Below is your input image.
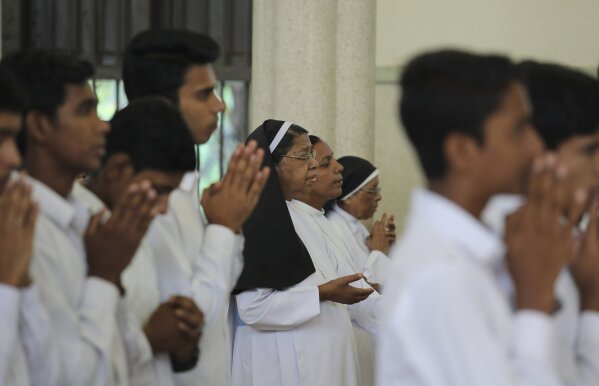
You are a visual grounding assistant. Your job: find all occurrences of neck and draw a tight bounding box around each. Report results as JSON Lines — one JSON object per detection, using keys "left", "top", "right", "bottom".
{"left": 24, "top": 151, "right": 78, "bottom": 198}
{"left": 428, "top": 177, "right": 491, "bottom": 219}
{"left": 300, "top": 194, "right": 327, "bottom": 211}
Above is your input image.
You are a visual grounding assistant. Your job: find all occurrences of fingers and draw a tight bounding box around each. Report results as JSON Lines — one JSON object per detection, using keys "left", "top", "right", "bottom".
{"left": 246, "top": 166, "right": 270, "bottom": 205}
{"left": 85, "top": 210, "right": 105, "bottom": 237}
{"left": 568, "top": 188, "right": 589, "bottom": 229}
{"left": 336, "top": 273, "right": 364, "bottom": 285}
{"left": 222, "top": 144, "right": 244, "bottom": 185}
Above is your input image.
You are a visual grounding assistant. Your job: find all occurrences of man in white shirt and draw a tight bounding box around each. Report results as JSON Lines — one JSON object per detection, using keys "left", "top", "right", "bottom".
{"left": 378, "top": 50, "right": 577, "bottom": 386}
{"left": 0, "top": 67, "right": 59, "bottom": 386}
{"left": 482, "top": 61, "right": 599, "bottom": 386}
{"left": 77, "top": 97, "right": 206, "bottom": 385}
{"left": 123, "top": 30, "right": 270, "bottom": 386}
{"left": 2, "top": 49, "right": 160, "bottom": 386}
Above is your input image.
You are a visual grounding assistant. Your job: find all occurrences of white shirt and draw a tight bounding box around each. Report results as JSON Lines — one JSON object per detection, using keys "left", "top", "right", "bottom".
{"left": 145, "top": 171, "right": 244, "bottom": 386}
{"left": 0, "top": 284, "right": 59, "bottom": 386}
{"left": 27, "top": 176, "right": 129, "bottom": 386}
{"left": 377, "top": 188, "right": 561, "bottom": 386}
{"left": 327, "top": 203, "right": 390, "bottom": 285}
{"left": 231, "top": 199, "right": 362, "bottom": 386}
{"left": 72, "top": 183, "right": 175, "bottom": 386}
{"left": 482, "top": 194, "right": 599, "bottom": 386}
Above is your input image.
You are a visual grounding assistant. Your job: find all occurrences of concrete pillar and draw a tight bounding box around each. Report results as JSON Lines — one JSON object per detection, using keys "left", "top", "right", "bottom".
{"left": 250, "top": 0, "right": 376, "bottom": 161}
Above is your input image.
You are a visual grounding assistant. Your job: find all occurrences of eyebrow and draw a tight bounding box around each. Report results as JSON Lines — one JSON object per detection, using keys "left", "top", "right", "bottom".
{"left": 77, "top": 97, "right": 99, "bottom": 112}
{"left": 0, "top": 127, "right": 18, "bottom": 136}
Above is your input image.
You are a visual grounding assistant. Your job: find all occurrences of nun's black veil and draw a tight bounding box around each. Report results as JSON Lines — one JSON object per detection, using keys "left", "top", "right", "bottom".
{"left": 233, "top": 119, "right": 315, "bottom": 293}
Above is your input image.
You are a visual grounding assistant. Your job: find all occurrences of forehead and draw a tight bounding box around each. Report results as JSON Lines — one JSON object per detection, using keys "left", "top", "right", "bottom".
{"left": 364, "top": 176, "right": 379, "bottom": 189}
{"left": 61, "top": 83, "right": 96, "bottom": 107}
{"left": 182, "top": 64, "right": 217, "bottom": 88}
{"left": 314, "top": 141, "right": 333, "bottom": 159}
{"left": 133, "top": 169, "right": 183, "bottom": 186}
{"left": 290, "top": 133, "right": 311, "bottom": 150}
{"left": 0, "top": 110, "right": 22, "bottom": 133}
{"left": 495, "top": 82, "right": 530, "bottom": 117}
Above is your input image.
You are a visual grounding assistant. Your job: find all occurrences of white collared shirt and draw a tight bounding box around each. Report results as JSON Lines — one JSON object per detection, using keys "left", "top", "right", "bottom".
{"left": 377, "top": 188, "right": 561, "bottom": 386}
{"left": 326, "top": 203, "right": 391, "bottom": 286}
{"left": 27, "top": 176, "right": 129, "bottom": 386}
{"left": 483, "top": 194, "right": 599, "bottom": 386}
{"left": 145, "top": 171, "right": 244, "bottom": 386}
{"left": 72, "top": 182, "right": 174, "bottom": 386}
{"left": 0, "top": 283, "right": 59, "bottom": 386}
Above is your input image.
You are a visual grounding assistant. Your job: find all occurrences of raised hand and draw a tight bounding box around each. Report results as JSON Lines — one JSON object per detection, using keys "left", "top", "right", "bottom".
{"left": 570, "top": 194, "right": 599, "bottom": 311}
{"left": 0, "top": 177, "right": 38, "bottom": 287}
{"left": 85, "top": 181, "right": 159, "bottom": 290}
{"left": 201, "top": 140, "right": 270, "bottom": 233}
{"left": 318, "top": 273, "right": 374, "bottom": 304}
{"left": 505, "top": 155, "right": 576, "bottom": 313}
{"left": 367, "top": 213, "right": 395, "bottom": 254}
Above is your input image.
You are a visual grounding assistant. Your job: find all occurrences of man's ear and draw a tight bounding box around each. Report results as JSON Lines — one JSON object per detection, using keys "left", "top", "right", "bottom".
{"left": 25, "top": 111, "right": 54, "bottom": 145}
{"left": 103, "top": 153, "right": 134, "bottom": 183}
{"left": 443, "top": 132, "right": 482, "bottom": 175}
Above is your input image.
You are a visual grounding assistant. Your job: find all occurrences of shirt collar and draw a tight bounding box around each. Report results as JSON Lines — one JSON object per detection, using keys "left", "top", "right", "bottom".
{"left": 409, "top": 188, "right": 506, "bottom": 268}
{"left": 332, "top": 201, "right": 360, "bottom": 225}
{"left": 26, "top": 175, "right": 90, "bottom": 232}
{"left": 178, "top": 171, "right": 199, "bottom": 193}
{"left": 288, "top": 199, "right": 325, "bottom": 217}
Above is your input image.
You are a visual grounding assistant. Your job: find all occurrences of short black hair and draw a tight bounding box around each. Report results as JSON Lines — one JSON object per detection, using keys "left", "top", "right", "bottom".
{"left": 518, "top": 61, "right": 599, "bottom": 149}
{"left": 107, "top": 96, "right": 195, "bottom": 173}
{"left": 0, "top": 49, "right": 94, "bottom": 119}
{"left": 123, "top": 29, "right": 220, "bottom": 102}
{"left": 400, "top": 49, "right": 519, "bottom": 180}
{"left": 270, "top": 124, "right": 309, "bottom": 165}
{"left": 309, "top": 135, "right": 322, "bottom": 146}
{"left": 0, "top": 67, "right": 27, "bottom": 114}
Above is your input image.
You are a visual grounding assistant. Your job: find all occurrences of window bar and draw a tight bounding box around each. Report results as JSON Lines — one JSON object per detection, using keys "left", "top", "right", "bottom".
{"left": 219, "top": 80, "right": 225, "bottom": 179}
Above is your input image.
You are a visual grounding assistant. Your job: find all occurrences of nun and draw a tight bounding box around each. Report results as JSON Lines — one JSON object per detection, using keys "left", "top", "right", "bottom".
{"left": 325, "top": 156, "right": 396, "bottom": 287}
{"left": 292, "top": 135, "right": 383, "bottom": 386}
{"left": 232, "top": 119, "right": 374, "bottom": 386}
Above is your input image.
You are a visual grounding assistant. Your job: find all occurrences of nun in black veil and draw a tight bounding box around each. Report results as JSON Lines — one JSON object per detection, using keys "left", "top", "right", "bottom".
{"left": 231, "top": 119, "right": 373, "bottom": 386}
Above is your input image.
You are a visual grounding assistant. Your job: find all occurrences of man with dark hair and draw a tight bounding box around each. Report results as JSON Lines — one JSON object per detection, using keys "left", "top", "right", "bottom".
{"left": 482, "top": 62, "right": 599, "bottom": 385}
{"left": 378, "top": 50, "right": 576, "bottom": 386}
{"left": 1, "top": 49, "right": 159, "bottom": 385}
{"left": 123, "top": 30, "right": 269, "bottom": 386}
{"left": 0, "top": 67, "right": 59, "bottom": 386}
{"left": 74, "top": 96, "right": 205, "bottom": 384}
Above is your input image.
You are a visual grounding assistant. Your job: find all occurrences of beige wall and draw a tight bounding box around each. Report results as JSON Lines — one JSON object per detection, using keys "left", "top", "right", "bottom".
{"left": 374, "top": 0, "right": 599, "bottom": 230}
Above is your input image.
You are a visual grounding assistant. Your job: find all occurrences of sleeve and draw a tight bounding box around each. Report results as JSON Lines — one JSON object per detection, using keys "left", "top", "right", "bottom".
{"left": 0, "top": 284, "right": 20, "bottom": 384}
{"left": 572, "top": 311, "right": 599, "bottom": 384}
{"left": 363, "top": 250, "right": 391, "bottom": 286}
{"left": 190, "top": 224, "right": 245, "bottom": 326}
{"left": 235, "top": 285, "right": 321, "bottom": 331}
{"left": 377, "top": 267, "right": 561, "bottom": 386}
{"left": 19, "top": 285, "right": 61, "bottom": 386}
{"left": 31, "top": 243, "right": 122, "bottom": 386}
{"left": 346, "top": 278, "right": 382, "bottom": 336}
{"left": 115, "top": 298, "right": 155, "bottom": 384}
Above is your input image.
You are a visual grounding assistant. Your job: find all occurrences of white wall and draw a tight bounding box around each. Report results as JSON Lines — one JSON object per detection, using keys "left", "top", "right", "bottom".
{"left": 374, "top": 0, "right": 599, "bottom": 230}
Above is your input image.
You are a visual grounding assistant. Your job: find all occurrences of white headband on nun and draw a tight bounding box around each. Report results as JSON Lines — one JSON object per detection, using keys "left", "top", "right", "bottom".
{"left": 340, "top": 169, "right": 379, "bottom": 201}
{"left": 269, "top": 121, "right": 294, "bottom": 153}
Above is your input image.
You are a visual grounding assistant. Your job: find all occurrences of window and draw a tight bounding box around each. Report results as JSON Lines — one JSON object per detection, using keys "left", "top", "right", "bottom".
{"left": 2, "top": 0, "right": 252, "bottom": 189}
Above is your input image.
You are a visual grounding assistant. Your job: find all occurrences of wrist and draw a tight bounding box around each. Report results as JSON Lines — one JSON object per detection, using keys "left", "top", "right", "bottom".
{"left": 579, "top": 287, "right": 599, "bottom": 311}
{"left": 318, "top": 285, "right": 329, "bottom": 302}
{"left": 516, "top": 290, "right": 556, "bottom": 314}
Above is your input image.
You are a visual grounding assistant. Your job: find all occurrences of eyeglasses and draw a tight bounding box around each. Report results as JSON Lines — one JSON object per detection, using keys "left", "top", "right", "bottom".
{"left": 360, "top": 186, "right": 381, "bottom": 195}
{"left": 280, "top": 150, "right": 316, "bottom": 162}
